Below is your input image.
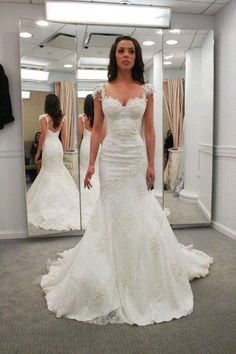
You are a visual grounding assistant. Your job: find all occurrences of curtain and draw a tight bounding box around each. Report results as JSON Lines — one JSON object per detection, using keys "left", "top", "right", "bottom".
{"left": 55, "top": 81, "right": 75, "bottom": 151}
{"left": 163, "top": 79, "right": 184, "bottom": 149}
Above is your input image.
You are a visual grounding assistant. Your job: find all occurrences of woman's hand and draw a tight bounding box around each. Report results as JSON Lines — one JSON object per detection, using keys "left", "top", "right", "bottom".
{"left": 34, "top": 152, "right": 40, "bottom": 164}
{"left": 84, "top": 165, "right": 95, "bottom": 189}
{"left": 146, "top": 166, "right": 155, "bottom": 190}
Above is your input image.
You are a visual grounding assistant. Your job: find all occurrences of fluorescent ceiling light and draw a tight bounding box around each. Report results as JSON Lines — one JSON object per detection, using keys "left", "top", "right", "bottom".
{"left": 46, "top": 2, "right": 171, "bottom": 28}
{"left": 77, "top": 90, "right": 93, "bottom": 98}
{"left": 143, "top": 41, "right": 155, "bottom": 46}
{"left": 164, "top": 61, "right": 172, "bottom": 65}
{"left": 36, "top": 20, "right": 48, "bottom": 26}
{"left": 20, "top": 32, "right": 32, "bottom": 38}
{"left": 77, "top": 69, "right": 107, "bottom": 81}
{"left": 64, "top": 64, "right": 73, "bottom": 68}
{"left": 156, "top": 30, "right": 163, "bottom": 35}
{"left": 78, "top": 57, "right": 109, "bottom": 67}
{"left": 169, "top": 29, "right": 180, "bottom": 34}
{"left": 21, "top": 69, "right": 49, "bottom": 81}
{"left": 22, "top": 91, "right": 31, "bottom": 99}
{"left": 166, "top": 40, "right": 178, "bottom": 45}
{"left": 21, "top": 57, "right": 49, "bottom": 67}
{"left": 164, "top": 55, "right": 174, "bottom": 60}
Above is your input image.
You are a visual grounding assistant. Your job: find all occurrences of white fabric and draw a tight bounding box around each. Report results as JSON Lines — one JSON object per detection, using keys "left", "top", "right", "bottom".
{"left": 40, "top": 84, "right": 213, "bottom": 325}
{"left": 27, "top": 115, "right": 81, "bottom": 231}
{"left": 80, "top": 128, "right": 100, "bottom": 228}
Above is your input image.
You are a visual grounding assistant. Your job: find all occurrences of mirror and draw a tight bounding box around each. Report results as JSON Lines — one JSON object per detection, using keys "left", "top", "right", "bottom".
{"left": 76, "top": 24, "right": 163, "bottom": 229}
{"left": 20, "top": 19, "right": 82, "bottom": 236}
{"left": 162, "top": 30, "right": 214, "bottom": 227}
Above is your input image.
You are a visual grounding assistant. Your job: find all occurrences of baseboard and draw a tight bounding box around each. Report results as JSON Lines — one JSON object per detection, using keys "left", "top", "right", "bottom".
{"left": 0, "top": 230, "right": 28, "bottom": 240}
{"left": 211, "top": 220, "right": 236, "bottom": 241}
{"left": 197, "top": 199, "right": 211, "bottom": 220}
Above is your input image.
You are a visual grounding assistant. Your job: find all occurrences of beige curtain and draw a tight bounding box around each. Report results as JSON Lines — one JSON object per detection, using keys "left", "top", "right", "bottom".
{"left": 163, "top": 79, "right": 184, "bottom": 148}
{"left": 55, "top": 81, "right": 75, "bottom": 151}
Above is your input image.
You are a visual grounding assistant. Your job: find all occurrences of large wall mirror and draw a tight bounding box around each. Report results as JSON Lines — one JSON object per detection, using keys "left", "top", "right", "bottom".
{"left": 76, "top": 24, "right": 163, "bottom": 230}
{"left": 20, "top": 19, "right": 82, "bottom": 236}
{"left": 162, "top": 29, "right": 214, "bottom": 227}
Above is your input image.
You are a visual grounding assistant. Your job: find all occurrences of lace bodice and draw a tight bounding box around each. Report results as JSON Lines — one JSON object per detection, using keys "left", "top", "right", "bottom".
{"left": 93, "top": 83, "right": 154, "bottom": 141}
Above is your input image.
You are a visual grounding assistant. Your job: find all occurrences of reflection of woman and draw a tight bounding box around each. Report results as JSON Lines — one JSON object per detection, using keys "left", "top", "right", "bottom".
{"left": 30, "top": 131, "right": 42, "bottom": 175}
{"left": 79, "top": 94, "right": 100, "bottom": 228}
{"left": 41, "top": 37, "right": 213, "bottom": 325}
{"left": 27, "top": 94, "right": 81, "bottom": 231}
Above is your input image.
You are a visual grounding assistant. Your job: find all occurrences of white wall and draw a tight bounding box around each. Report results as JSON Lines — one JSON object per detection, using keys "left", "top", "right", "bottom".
{"left": 0, "top": 3, "right": 214, "bottom": 239}
{"left": 213, "top": 1, "right": 236, "bottom": 239}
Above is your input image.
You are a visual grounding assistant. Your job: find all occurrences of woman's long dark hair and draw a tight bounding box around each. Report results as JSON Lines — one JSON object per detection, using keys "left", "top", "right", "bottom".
{"left": 84, "top": 94, "right": 94, "bottom": 128}
{"left": 44, "top": 94, "right": 63, "bottom": 128}
{"left": 108, "top": 35, "right": 144, "bottom": 84}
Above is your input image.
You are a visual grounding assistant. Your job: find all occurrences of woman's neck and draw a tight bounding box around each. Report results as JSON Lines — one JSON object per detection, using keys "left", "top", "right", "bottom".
{"left": 115, "top": 70, "right": 134, "bottom": 84}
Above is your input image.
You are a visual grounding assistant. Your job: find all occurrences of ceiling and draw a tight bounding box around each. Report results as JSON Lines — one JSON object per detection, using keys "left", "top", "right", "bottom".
{"left": 0, "top": 0, "right": 231, "bottom": 16}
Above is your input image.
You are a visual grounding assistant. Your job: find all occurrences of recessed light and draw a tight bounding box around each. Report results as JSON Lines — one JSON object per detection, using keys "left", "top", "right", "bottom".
{"left": 166, "top": 40, "right": 178, "bottom": 45}
{"left": 143, "top": 41, "right": 155, "bottom": 46}
{"left": 36, "top": 20, "right": 49, "bottom": 26}
{"left": 164, "top": 55, "right": 174, "bottom": 60}
{"left": 20, "top": 32, "right": 32, "bottom": 38}
{"left": 169, "top": 29, "right": 180, "bottom": 34}
{"left": 156, "top": 30, "right": 163, "bottom": 35}
{"left": 64, "top": 64, "right": 73, "bottom": 68}
{"left": 164, "top": 61, "right": 172, "bottom": 65}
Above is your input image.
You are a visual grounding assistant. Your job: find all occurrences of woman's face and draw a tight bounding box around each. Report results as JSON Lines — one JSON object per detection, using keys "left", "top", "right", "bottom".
{"left": 35, "top": 133, "right": 41, "bottom": 142}
{"left": 115, "top": 40, "right": 136, "bottom": 71}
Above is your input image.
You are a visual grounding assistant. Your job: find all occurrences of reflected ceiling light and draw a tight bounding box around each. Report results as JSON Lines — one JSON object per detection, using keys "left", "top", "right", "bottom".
{"left": 46, "top": 2, "right": 171, "bottom": 28}
{"left": 143, "top": 41, "right": 155, "bottom": 46}
{"left": 164, "top": 54, "right": 174, "bottom": 60}
{"left": 22, "top": 91, "right": 30, "bottom": 99}
{"left": 77, "top": 69, "right": 107, "bottom": 81}
{"left": 20, "top": 32, "right": 32, "bottom": 38}
{"left": 21, "top": 69, "right": 49, "bottom": 81}
{"left": 36, "top": 20, "right": 48, "bottom": 26}
{"left": 156, "top": 30, "right": 163, "bottom": 35}
{"left": 169, "top": 29, "right": 180, "bottom": 34}
{"left": 64, "top": 64, "right": 73, "bottom": 68}
{"left": 21, "top": 57, "right": 49, "bottom": 67}
{"left": 78, "top": 57, "right": 109, "bottom": 67}
{"left": 166, "top": 40, "right": 178, "bottom": 45}
{"left": 164, "top": 61, "right": 172, "bottom": 65}
{"left": 77, "top": 90, "right": 93, "bottom": 98}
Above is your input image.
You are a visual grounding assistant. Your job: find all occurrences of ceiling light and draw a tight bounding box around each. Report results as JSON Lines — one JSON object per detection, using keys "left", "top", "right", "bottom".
{"left": 21, "top": 69, "right": 49, "bottom": 81}
{"left": 46, "top": 2, "right": 171, "bottom": 28}
{"left": 169, "top": 29, "right": 180, "bottom": 34}
{"left": 77, "top": 69, "right": 107, "bottom": 81}
{"left": 78, "top": 57, "right": 109, "bottom": 67}
{"left": 156, "top": 30, "right": 163, "bottom": 35}
{"left": 164, "top": 61, "right": 172, "bottom": 65}
{"left": 64, "top": 64, "right": 73, "bottom": 68}
{"left": 166, "top": 40, "right": 178, "bottom": 45}
{"left": 22, "top": 91, "right": 31, "bottom": 99}
{"left": 164, "top": 55, "right": 174, "bottom": 60}
{"left": 21, "top": 57, "right": 49, "bottom": 67}
{"left": 77, "top": 90, "right": 93, "bottom": 98}
{"left": 36, "top": 20, "right": 48, "bottom": 26}
{"left": 143, "top": 41, "right": 155, "bottom": 46}
{"left": 20, "top": 32, "right": 32, "bottom": 38}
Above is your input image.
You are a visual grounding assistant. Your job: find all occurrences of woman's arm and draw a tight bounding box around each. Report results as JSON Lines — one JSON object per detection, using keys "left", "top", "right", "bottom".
{"left": 60, "top": 118, "right": 67, "bottom": 151}
{"left": 35, "top": 118, "right": 47, "bottom": 163}
{"left": 78, "top": 114, "right": 84, "bottom": 145}
{"left": 84, "top": 93, "right": 104, "bottom": 188}
{"left": 143, "top": 94, "right": 156, "bottom": 189}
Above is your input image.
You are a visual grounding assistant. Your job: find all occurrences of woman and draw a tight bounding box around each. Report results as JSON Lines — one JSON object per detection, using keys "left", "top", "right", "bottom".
{"left": 30, "top": 131, "right": 42, "bottom": 175}
{"left": 27, "top": 94, "right": 81, "bottom": 231}
{"left": 78, "top": 94, "right": 100, "bottom": 228}
{"left": 41, "top": 37, "right": 213, "bottom": 325}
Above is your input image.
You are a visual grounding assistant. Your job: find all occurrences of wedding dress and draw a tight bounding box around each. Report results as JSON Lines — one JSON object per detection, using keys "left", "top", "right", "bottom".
{"left": 40, "top": 84, "right": 213, "bottom": 325}
{"left": 27, "top": 114, "right": 81, "bottom": 231}
{"left": 80, "top": 127, "right": 100, "bottom": 228}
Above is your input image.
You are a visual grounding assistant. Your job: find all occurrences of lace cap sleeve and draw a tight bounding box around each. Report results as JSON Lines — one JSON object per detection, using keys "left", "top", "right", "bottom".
{"left": 143, "top": 83, "right": 155, "bottom": 97}
{"left": 39, "top": 114, "right": 47, "bottom": 121}
{"left": 92, "top": 83, "right": 104, "bottom": 100}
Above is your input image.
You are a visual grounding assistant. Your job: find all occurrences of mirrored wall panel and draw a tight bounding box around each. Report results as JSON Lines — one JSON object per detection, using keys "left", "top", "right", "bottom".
{"left": 162, "top": 30, "right": 214, "bottom": 227}
{"left": 20, "top": 19, "right": 82, "bottom": 236}
{"left": 76, "top": 24, "right": 163, "bottom": 230}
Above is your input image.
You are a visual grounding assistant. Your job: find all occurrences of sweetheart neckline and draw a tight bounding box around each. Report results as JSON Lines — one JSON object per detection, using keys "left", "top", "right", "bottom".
{"left": 103, "top": 95, "right": 146, "bottom": 107}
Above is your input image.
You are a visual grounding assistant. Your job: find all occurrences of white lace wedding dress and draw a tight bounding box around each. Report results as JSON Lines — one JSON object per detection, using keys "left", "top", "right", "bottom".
{"left": 40, "top": 84, "right": 213, "bottom": 325}
{"left": 80, "top": 128, "right": 100, "bottom": 228}
{"left": 27, "top": 114, "right": 81, "bottom": 231}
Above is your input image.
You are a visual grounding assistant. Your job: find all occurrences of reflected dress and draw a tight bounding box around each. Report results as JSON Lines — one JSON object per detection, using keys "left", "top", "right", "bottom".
{"left": 27, "top": 114, "right": 81, "bottom": 231}
{"left": 40, "top": 84, "right": 213, "bottom": 325}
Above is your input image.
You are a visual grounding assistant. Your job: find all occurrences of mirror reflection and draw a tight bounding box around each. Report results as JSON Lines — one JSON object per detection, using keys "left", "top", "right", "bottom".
{"left": 162, "top": 30, "right": 214, "bottom": 226}
{"left": 20, "top": 19, "right": 82, "bottom": 236}
{"left": 76, "top": 24, "right": 163, "bottom": 229}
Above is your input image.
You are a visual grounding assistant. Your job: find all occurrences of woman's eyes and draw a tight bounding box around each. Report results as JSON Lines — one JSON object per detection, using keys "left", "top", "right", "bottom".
{"left": 117, "top": 49, "right": 135, "bottom": 54}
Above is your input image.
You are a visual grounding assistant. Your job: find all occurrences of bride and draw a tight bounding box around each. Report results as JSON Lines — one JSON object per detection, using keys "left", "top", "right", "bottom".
{"left": 40, "top": 36, "right": 213, "bottom": 325}
{"left": 27, "top": 94, "right": 81, "bottom": 231}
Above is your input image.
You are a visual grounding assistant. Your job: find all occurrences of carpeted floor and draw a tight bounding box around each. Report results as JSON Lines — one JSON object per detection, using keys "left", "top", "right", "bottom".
{"left": 0, "top": 227, "right": 236, "bottom": 354}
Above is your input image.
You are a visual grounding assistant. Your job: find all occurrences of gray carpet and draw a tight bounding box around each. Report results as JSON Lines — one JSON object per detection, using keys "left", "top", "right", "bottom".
{"left": 0, "top": 227, "right": 236, "bottom": 354}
